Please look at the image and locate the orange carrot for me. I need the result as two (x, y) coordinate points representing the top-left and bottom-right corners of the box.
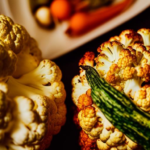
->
(67, 0), (134, 36)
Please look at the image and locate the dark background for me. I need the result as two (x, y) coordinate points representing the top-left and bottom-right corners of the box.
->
(48, 7), (150, 150)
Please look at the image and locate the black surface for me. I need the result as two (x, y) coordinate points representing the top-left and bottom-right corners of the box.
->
(48, 7), (150, 150)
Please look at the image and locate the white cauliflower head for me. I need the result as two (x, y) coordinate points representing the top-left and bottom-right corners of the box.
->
(0, 14), (66, 150)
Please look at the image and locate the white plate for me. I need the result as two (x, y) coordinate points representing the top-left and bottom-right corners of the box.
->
(0, 0), (149, 59)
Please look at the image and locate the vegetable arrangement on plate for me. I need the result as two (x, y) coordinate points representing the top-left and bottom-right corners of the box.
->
(0, 14), (66, 150)
(72, 28), (150, 149)
(30, 0), (134, 36)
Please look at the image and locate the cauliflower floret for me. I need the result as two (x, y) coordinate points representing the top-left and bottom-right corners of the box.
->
(10, 95), (48, 145)
(85, 121), (103, 140)
(78, 106), (98, 131)
(137, 28), (150, 46)
(97, 139), (110, 150)
(0, 62), (66, 149)
(104, 129), (126, 147)
(79, 130), (98, 150)
(0, 82), (50, 149)
(16, 59), (66, 104)
(95, 41), (123, 77)
(0, 14), (42, 78)
(13, 37), (42, 77)
(5, 61), (66, 134)
(77, 92), (93, 110)
(79, 51), (95, 67)
(0, 14), (30, 54)
(0, 40), (17, 81)
(0, 59), (66, 149)
(109, 29), (143, 48)
(134, 85), (150, 112)
(72, 52), (95, 105)
(72, 75), (90, 105)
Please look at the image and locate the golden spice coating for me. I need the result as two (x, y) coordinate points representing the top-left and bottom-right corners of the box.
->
(105, 129), (126, 147)
(79, 51), (95, 67)
(77, 93), (93, 110)
(122, 66), (136, 80)
(79, 130), (98, 150)
(134, 85), (150, 112)
(118, 49), (137, 68)
(86, 89), (91, 97)
(100, 41), (122, 63)
(136, 64), (150, 82)
(106, 64), (120, 83)
(72, 74), (90, 105)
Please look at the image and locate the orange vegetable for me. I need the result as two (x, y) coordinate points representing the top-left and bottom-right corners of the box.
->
(67, 0), (134, 35)
(50, 0), (72, 20)
(79, 130), (98, 150)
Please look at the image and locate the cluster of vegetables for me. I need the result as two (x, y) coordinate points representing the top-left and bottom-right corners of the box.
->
(72, 28), (150, 149)
(1, 11), (150, 150)
(0, 14), (66, 150)
(30, 0), (134, 36)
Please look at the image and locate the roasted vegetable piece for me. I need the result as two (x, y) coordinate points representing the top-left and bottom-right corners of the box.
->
(0, 14), (66, 150)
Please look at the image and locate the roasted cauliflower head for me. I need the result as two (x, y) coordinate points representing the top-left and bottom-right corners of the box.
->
(0, 14), (66, 150)
(72, 28), (150, 150)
